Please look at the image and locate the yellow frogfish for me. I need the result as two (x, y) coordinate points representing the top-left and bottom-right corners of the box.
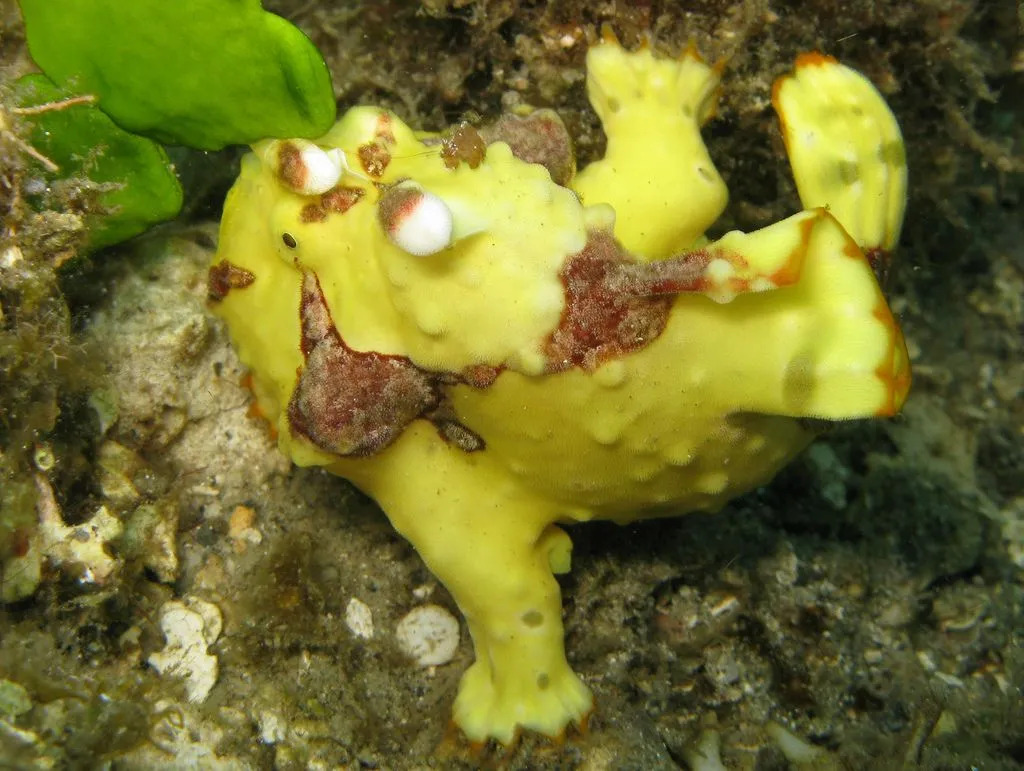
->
(209, 35), (909, 745)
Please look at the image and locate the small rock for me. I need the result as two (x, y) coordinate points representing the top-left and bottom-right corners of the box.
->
(766, 722), (825, 763)
(97, 440), (144, 506)
(412, 583), (435, 600)
(682, 728), (727, 771)
(0, 679), (32, 719)
(187, 596), (224, 645)
(395, 604), (460, 667)
(148, 597), (222, 703)
(345, 597), (374, 639)
(36, 474), (122, 586)
(121, 502), (179, 582)
(228, 505), (263, 552)
(258, 710), (287, 744)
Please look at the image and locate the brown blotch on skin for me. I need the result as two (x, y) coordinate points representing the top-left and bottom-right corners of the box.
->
(617, 250), (712, 296)
(301, 186), (365, 223)
(480, 109), (575, 186)
(429, 412), (486, 452)
(289, 271), (438, 456)
(461, 363), (503, 388)
(374, 112), (395, 144)
(288, 271), (486, 456)
(440, 121), (487, 170)
(300, 203), (327, 223)
(761, 211), (818, 290)
(377, 184), (423, 237)
(322, 186), (365, 213)
(277, 142), (307, 191)
(545, 230), (718, 371)
(358, 142), (391, 177)
(871, 302), (912, 416)
(208, 260), (256, 301)
(864, 246), (892, 286)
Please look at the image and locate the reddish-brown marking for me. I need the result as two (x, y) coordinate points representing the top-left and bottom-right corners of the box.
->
(300, 203), (327, 223)
(794, 51), (838, 69)
(374, 113), (395, 144)
(864, 246), (891, 285)
(208, 260), (256, 301)
(871, 302), (911, 416)
(245, 401), (279, 440)
(461, 363), (503, 388)
(322, 186), (364, 213)
(544, 231), (677, 371)
(431, 415), (486, 453)
(239, 372), (278, 439)
(768, 212), (817, 287)
(377, 184), (423, 236)
(288, 271), (486, 456)
(840, 240), (863, 260)
(289, 271), (438, 455)
(679, 39), (700, 62)
(301, 186), (365, 223)
(358, 142), (391, 177)
(277, 142), (307, 190)
(620, 249), (712, 296)
(546, 231), (798, 371)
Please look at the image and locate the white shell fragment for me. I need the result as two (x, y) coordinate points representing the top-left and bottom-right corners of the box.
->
(345, 597), (374, 639)
(34, 473), (122, 587)
(395, 604), (460, 667)
(257, 710), (288, 744)
(148, 597), (223, 703)
(264, 138), (344, 196)
(378, 182), (454, 257)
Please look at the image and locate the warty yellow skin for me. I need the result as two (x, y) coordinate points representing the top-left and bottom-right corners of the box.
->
(210, 38), (910, 745)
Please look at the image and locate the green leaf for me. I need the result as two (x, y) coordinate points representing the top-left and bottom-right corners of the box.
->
(13, 74), (184, 251)
(18, 0), (335, 151)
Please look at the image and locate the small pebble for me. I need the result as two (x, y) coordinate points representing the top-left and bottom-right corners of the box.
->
(345, 597), (374, 639)
(395, 604), (460, 667)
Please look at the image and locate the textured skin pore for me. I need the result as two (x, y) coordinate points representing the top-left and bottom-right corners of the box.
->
(211, 38), (910, 744)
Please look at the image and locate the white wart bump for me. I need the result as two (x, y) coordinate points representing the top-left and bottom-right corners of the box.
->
(273, 139), (344, 195)
(378, 182), (454, 257)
